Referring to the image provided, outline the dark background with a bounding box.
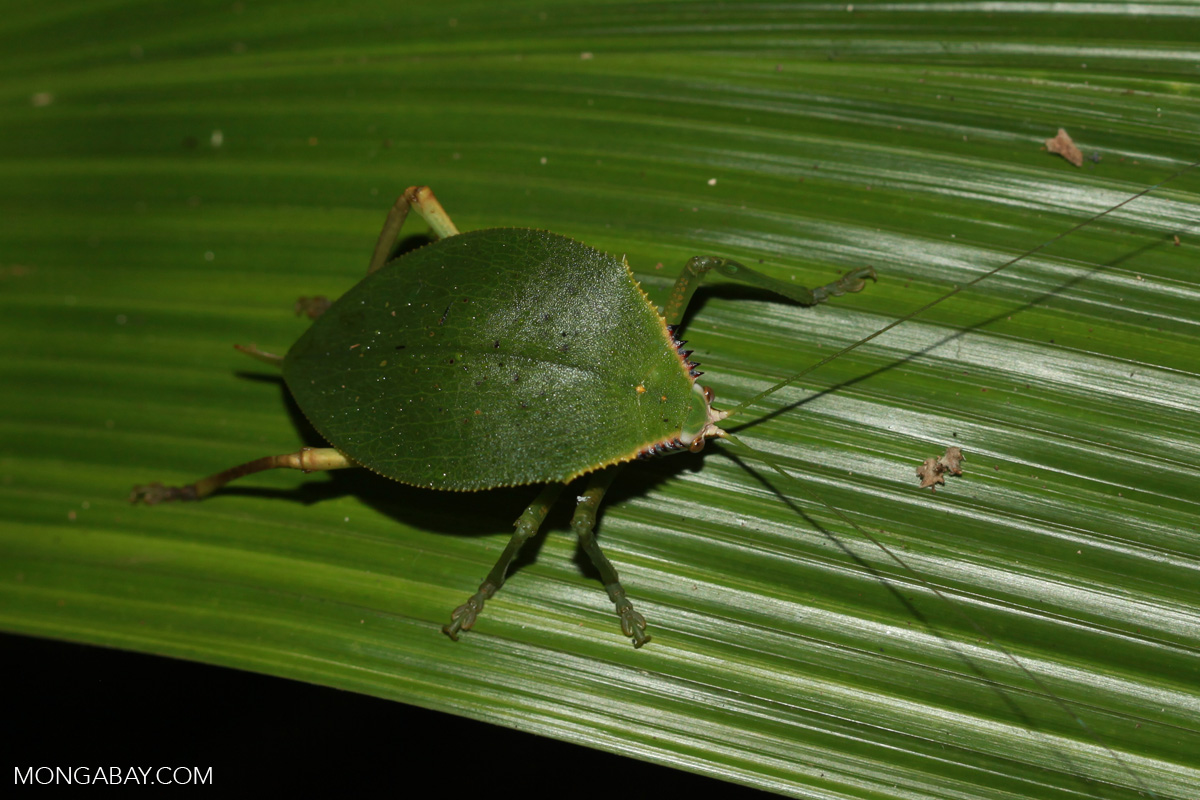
[6,632,768,794]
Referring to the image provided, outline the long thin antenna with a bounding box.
[719,431,1152,796]
[729,161,1199,417]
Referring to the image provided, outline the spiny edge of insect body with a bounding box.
[667,326,704,379]
[635,437,688,460]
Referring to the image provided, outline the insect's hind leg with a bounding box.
[570,467,650,647]
[664,256,875,326]
[443,483,565,641]
[130,447,355,505]
[368,185,461,275]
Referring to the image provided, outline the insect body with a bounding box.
[130,186,874,646]
[284,227,714,489]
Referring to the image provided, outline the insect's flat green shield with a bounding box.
[284,228,697,490]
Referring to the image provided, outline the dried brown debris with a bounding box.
[1045,128,1084,167]
[917,446,965,491]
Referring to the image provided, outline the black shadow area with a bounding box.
[4,632,770,796]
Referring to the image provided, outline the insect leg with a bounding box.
[367,185,460,275]
[442,482,565,641]
[129,447,354,505]
[663,256,874,326]
[570,467,650,648]
[232,343,284,367]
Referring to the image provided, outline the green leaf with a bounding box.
[2,2,1197,797]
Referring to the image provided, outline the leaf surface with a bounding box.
[2,2,1198,797]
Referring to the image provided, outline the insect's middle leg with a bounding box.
[368,185,460,275]
[570,467,650,648]
[443,483,565,641]
[664,256,875,326]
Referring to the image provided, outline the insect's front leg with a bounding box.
[570,467,650,648]
[443,483,565,641]
[664,255,875,326]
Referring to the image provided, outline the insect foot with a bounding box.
[294,296,331,319]
[442,582,498,641]
[129,481,197,505]
[606,583,650,648]
[812,266,877,303]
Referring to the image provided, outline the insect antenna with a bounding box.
[723,160,1199,421]
[717,430,1153,797]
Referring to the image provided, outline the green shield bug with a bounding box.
[130,185,874,647]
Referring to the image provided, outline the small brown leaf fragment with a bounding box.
[937,446,965,476]
[917,447,966,491]
[1174,235,1181,246]
[917,458,945,490]
[1045,128,1084,167]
